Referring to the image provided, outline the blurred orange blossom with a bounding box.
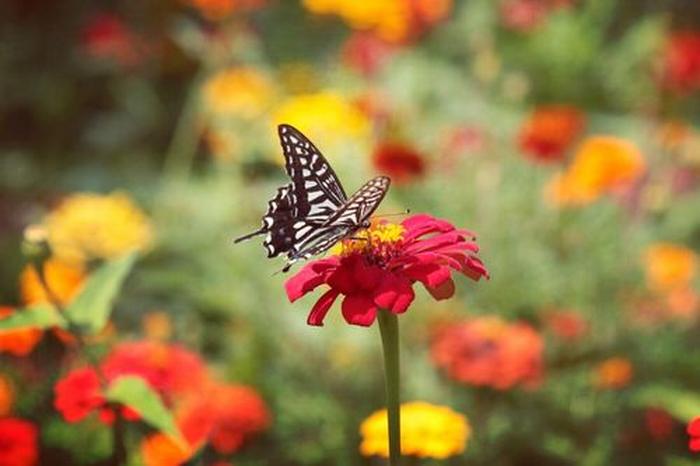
[0,307,43,357]
[20,258,85,306]
[546,136,646,206]
[593,357,633,389]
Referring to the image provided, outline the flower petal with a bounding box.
[426,278,455,300]
[307,289,340,326]
[341,294,377,327]
[285,258,339,302]
[374,273,415,314]
[404,263,452,288]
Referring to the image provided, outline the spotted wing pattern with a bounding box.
[234,125,391,271]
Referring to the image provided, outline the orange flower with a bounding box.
[20,258,85,306]
[542,309,588,341]
[0,307,42,357]
[0,375,14,417]
[518,105,584,162]
[431,317,544,390]
[593,357,633,389]
[644,243,697,293]
[141,433,192,466]
[142,312,173,341]
[546,136,646,206]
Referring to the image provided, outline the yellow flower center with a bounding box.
[331,221,405,263]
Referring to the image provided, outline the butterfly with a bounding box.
[234,124,391,272]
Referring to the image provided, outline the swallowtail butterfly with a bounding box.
[234,124,391,272]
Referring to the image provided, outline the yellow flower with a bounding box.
[45,192,153,263]
[20,258,86,306]
[331,221,404,257]
[546,136,646,206]
[360,401,470,459]
[644,243,698,293]
[202,67,275,119]
[272,91,370,150]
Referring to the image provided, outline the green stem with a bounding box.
[377,310,401,465]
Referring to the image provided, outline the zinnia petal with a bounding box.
[341,294,377,326]
[285,258,339,302]
[307,289,340,326]
[404,263,452,288]
[426,278,455,300]
[373,274,415,314]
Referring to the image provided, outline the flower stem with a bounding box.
[377,310,401,465]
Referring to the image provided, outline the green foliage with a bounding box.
[0,304,65,330]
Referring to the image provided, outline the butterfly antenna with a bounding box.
[372,208,411,220]
[233,228,266,244]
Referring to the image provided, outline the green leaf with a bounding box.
[0,305,66,331]
[106,376,186,448]
[65,253,137,334]
[632,386,700,422]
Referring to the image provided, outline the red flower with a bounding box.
[209,384,270,454]
[101,341,207,401]
[430,317,544,390]
[80,13,140,66]
[645,408,674,441]
[372,142,427,184]
[54,367,105,423]
[53,367,140,424]
[542,309,588,341]
[518,105,585,162]
[688,417,700,452]
[285,214,488,327]
[342,33,395,77]
[0,418,38,466]
[500,0,572,33]
[663,32,700,94]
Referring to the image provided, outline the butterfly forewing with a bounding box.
[278,124,347,220]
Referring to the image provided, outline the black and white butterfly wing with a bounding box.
[282,176,391,270]
[278,124,347,222]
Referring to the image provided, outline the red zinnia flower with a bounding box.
[53,367,140,424]
[80,13,140,66]
[101,341,207,401]
[430,316,544,390]
[372,142,427,184]
[688,417,700,452]
[285,214,488,327]
[662,32,700,94]
[342,33,395,77]
[209,384,270,454]
[0,418,38,466]
[518,105,585,162]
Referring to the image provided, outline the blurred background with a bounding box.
[2,0,700,465]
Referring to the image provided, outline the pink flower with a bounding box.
[285,214,488,327]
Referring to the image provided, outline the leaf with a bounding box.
[106,376,186,448]
[65,253,137,334]
[0,305,66,331]
[632,386,700,422]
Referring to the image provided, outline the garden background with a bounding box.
[2,0,700,465]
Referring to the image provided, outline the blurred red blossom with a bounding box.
[142,382,269,464]
[372,142,427,184]
[500,0,573,33]
[286,215,488,327]
[101,341,207,401]
[80,13,141,66]
[0,418,38,466]
[593,357,633,390]
[430,316,544,390]
[688,417,700,452]
[644,408,674,441]
[54,367,140,424]
[542,309,588,341]
[662,32,700,94]
[518,105,585,163]
[342,33,395,77]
